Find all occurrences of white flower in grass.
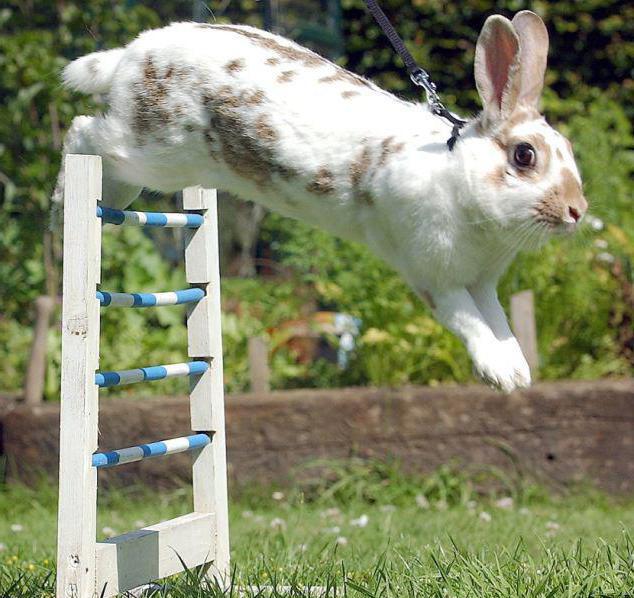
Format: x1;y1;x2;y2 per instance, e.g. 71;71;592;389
415;494;430;509
594;239;608;249
494;497;514;510
466;500;477;512
272;491;285;501
101;526;116;536
519;507;531;516
10;524;23;533
270;518;286;531
325;526;341;534
335;536;348;546
545;521;560;536
350;514;369;528
478;511;492;523
586;215;604;231
597;252;615;264
380;504;396;513
0;543;6;552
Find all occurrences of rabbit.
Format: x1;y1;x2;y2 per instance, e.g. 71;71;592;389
55;10;587;393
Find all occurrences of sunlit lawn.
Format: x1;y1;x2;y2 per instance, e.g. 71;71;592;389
1;462;633;596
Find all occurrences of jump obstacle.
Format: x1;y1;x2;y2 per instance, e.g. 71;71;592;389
56;155;230;597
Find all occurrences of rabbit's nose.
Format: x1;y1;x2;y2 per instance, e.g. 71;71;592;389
565;195;587;224
567;206;581;223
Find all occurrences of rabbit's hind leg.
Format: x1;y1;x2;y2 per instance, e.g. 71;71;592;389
53;115;142;210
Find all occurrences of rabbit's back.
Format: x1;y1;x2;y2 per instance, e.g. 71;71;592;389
75;22;449;241
105;23;432;168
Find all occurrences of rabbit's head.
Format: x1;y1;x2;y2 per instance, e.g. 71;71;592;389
460;11;587;237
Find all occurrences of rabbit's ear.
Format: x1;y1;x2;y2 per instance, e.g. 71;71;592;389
512;11;549;108
475;15;521;124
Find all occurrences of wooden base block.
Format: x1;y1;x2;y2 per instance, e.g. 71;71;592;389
95;512;215;596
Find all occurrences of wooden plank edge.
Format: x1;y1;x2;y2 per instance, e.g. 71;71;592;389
95;512;215;596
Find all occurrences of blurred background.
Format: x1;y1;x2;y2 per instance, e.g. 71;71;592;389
0;0;632;402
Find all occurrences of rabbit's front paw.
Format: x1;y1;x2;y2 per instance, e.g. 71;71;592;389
470;338;531;393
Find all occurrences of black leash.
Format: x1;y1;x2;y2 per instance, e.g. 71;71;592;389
363;0;468;150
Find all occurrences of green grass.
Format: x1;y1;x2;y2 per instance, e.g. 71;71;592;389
1;462;634;596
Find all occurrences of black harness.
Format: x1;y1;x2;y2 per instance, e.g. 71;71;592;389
364;0;468;150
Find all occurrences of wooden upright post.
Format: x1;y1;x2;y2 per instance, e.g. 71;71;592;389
510;290;539;376
24;295;56;405
248;336;270;393
56;155;102;598
183;186;230;581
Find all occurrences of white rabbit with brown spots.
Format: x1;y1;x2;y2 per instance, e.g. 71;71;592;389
56;11;587;393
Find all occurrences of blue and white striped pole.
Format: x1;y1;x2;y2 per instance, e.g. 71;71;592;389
95;361;208;388
97;206;203;228
92;433;211;468
97;288;204;308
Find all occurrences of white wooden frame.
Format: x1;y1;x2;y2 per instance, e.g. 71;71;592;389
56;155;230;598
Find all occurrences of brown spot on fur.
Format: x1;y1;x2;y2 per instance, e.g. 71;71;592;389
536;168;586;225
307;167;336;195
505;108;540;131
536;185;562;224
560;168;585;206
203;86;295;186
277;70;296;83
556;148;563;160
224;58;245;74
342;90;359;99
244;89;266;106
484;107;541;142
212;25;326;68
216;85;265;108
133;55;174;142
254;115;277;142
486;165;506;188
202;25;389;100
319;70;371;89
378;136;405;167
350;145;373;205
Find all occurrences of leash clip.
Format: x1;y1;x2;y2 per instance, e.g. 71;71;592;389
410;68;439;104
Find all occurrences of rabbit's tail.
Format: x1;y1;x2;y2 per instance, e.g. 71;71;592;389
63;48;125;94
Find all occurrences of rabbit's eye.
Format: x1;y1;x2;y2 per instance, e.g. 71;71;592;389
513;143;536;168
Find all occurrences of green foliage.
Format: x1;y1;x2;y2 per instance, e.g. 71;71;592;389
0;1;632;398
340;0;633;116
295;459;476;507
